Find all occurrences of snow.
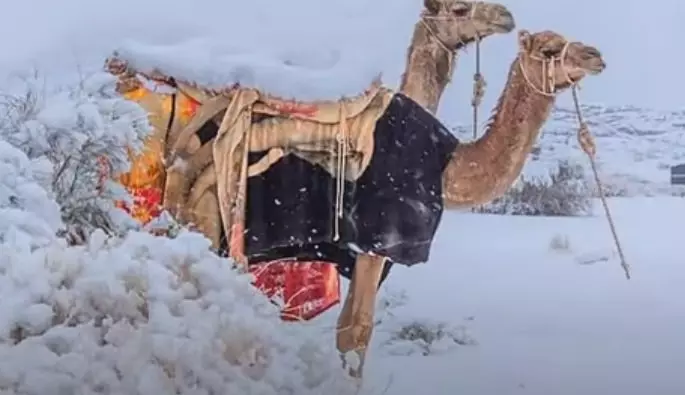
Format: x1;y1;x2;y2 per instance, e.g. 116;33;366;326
112;39;386;101
0;67;353;395
0;138;354;393
1;0;685;393
1;72;151;238
0;140;61;250
0;229;355;394
350;197;685;394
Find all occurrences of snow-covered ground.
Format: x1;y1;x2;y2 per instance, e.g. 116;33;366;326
344;197;685;394
2;0;685;393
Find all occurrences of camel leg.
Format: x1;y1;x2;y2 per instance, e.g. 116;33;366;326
189;188;222;250
336;253;385;378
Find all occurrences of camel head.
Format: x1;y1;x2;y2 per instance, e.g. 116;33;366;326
422;0;516;49
517;30;606;93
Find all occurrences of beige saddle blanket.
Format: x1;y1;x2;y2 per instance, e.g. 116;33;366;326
189;82;394;263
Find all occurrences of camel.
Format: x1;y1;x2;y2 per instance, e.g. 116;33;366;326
441;29;605;207
335;28;605;376
104;26;605;379
400;0;515;114
104;0;515;256
105;23;605;379
102;0;515;374
103;0;514;296
101;0;526;379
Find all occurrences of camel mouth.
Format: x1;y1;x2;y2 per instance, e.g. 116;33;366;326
586;60;606;75
580;45;605;75
492;18;516;33
492;10;516;33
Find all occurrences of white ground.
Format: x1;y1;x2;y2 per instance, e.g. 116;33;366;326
2;0;684;393
343;197;685;394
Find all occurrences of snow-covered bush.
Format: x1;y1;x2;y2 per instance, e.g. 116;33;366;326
0;140;62;251
0;73;354;394
0;229;353;394
0;72;150;240
477;160;592;217
383;319;476;356
371;288;476;357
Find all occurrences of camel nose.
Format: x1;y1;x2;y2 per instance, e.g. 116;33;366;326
598;59;607;70
584;45;606;71
494;5;516;31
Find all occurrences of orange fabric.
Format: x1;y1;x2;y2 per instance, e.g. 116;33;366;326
103;85;200;224
115;186;163;225
179;93;201;120
250;260;341;321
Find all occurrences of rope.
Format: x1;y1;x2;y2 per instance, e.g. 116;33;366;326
471;38;485;139
419;18;457;84
518;42;573;97
570;86;631;280
160;89;177;204
420;9;487;140
333;102;349;241
420;1;479;87
518;44;630;280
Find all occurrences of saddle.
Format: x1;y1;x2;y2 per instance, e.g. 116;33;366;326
105;54;394;261
165;83;393;264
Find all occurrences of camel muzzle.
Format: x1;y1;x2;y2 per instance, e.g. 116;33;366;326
494;10;516;32
582;46;606;74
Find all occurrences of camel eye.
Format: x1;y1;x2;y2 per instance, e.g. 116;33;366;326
451;3;469;16
541;48;559;58
452;7;469;16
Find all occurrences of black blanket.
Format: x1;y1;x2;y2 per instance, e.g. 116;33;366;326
242;93;459;283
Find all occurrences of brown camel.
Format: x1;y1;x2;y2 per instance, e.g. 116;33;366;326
401;0;514;114
336;28;606;377
103;1;515;283
442;29;605;207
102;0;518;379
100;0;514;380
103;0;514;232
103;27;605;380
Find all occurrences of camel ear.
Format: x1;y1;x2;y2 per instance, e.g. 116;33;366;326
518;30;533;52
424;0;440;14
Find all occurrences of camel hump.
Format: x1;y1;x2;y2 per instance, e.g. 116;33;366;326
104;53;235;97
254;75;387;124
105;52;389;123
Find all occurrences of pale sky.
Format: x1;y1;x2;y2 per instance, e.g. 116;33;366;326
1;0;683;126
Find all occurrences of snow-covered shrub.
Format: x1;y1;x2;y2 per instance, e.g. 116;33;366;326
383;319;476;356
0;73;354;394
477;160;592;217
0;140;62;250
549;233;571;252
0;229;354;394
0;132;353;394
371;288;475;357
0;72;150;240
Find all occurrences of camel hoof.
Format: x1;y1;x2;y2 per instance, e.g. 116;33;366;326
340;350;363;378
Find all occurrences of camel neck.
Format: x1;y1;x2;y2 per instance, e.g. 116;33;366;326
399;21;454;114
468;57;556;198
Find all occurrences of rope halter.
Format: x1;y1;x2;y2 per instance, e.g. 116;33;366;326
419;3;487;139
518;41;576;97
419;2;479;83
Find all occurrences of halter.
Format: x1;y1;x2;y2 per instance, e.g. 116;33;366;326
419;2;479;83
518;41;576;97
